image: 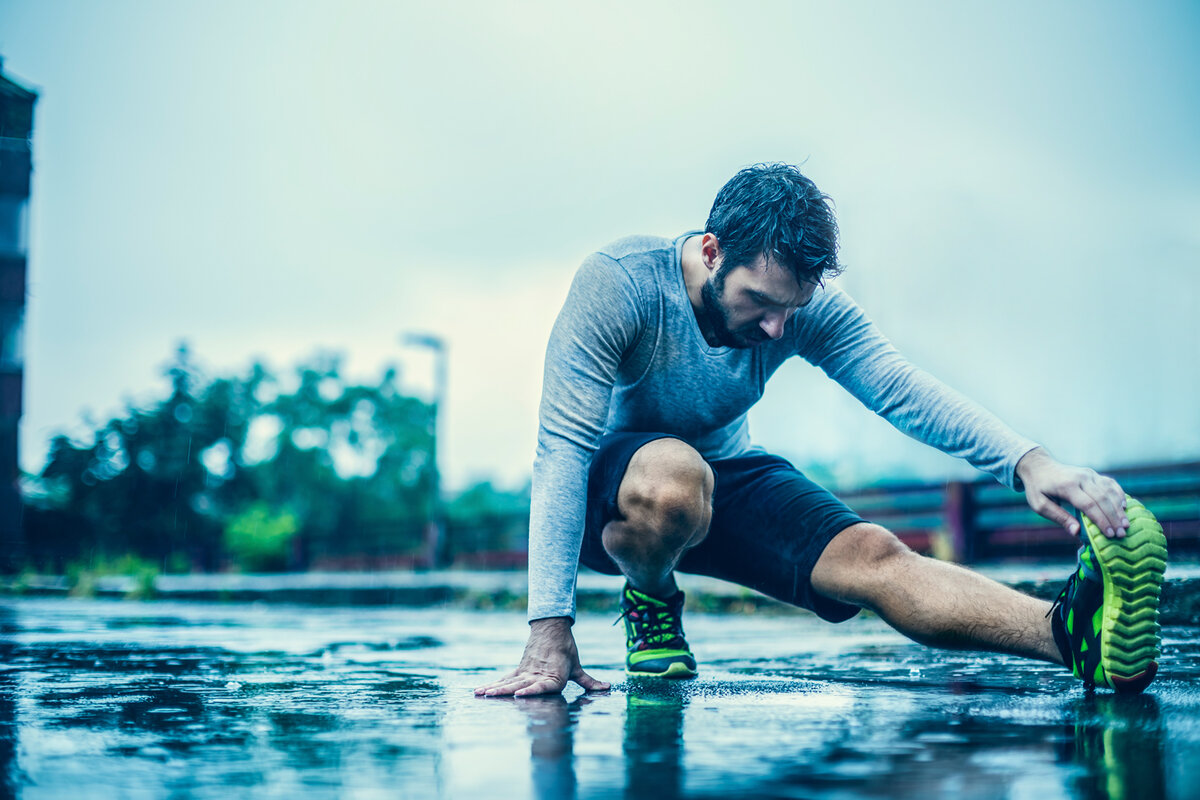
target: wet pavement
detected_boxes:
[2,598,1199,799]
[18,564,1200,625]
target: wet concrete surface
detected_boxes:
[16,564,1200,624]
[1,598,1199,799]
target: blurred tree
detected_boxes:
[442,480,532,566]
[26,343,438,572]
[37,344,225,568]
[446,480,531,522]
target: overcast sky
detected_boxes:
[2,0,1197,490]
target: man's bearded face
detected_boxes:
[700,266,773,349]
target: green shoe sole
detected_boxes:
[1084,496,1167,693]
[626,661,698,679]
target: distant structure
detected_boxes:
[0,58,36,571]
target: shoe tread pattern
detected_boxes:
[1085,497,1167,687]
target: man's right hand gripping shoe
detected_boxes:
[1050,495,1168,693]
[616,583,698,678]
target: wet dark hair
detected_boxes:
[704,163,843,285]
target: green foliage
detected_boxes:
[5,566,39,595]
[165,552,190,575]
[67,570,97,599]
[126,563,160,601]
[64,553,160,600]
[27,342,439,572]
[224,503,299,572]
[445,480,531,521]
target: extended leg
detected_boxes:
[811,523,1063,664]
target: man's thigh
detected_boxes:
[677,451,865,622]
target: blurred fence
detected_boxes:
[445,515,531,569]
[309,515,533,571]
[436,461,1200,568]
[841,461,1200,562]
[305,518,432,572]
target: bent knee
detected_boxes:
[618,439,714,536]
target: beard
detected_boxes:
[700,272,770,349]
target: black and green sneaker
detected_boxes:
[616,583,698,678]
[1050,495,1167,693]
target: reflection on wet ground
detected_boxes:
[2,599,1199,798]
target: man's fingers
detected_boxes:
[1097,475,1131,531]
[1070,478,1128,539]
[473,668,521,695]
[474,683,516,696]
[1028,490,1078,535]
[571,667,611,693]
[513,677,567,697]
[477,672,567,697]
[478,680,529,697]
[1075,494,1123,539]
[479,670,607,697]
[491,675,548,696]
[475,675,533,696]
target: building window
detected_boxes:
[0,196,27,257]
[0,307,22,369]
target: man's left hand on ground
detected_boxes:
[1016,447,1130,539]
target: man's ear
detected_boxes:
[700,233,722,275]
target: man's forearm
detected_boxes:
[526,442,592,621]
[802,290,1041,489]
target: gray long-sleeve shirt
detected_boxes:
[527,232,1040,621]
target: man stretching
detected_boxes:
[475,164,1167,697]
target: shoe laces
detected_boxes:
[615,592,684,648]
[1046,582,1070,619]
[1047,535,1094,621]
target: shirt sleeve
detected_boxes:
[527,253,645,621]
[794,287,1041,490]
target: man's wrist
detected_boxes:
[1015,446,1048,488]
[529,616,573,632]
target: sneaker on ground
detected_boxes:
[1050,495,1167,693]
[616,583,697,678]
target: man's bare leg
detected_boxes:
[600,438,715,599]
[600,438,713,677]
[811,522,1063,664]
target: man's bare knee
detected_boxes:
[846,523,912,568]
[615,439,714,546]
[812,523,914,606]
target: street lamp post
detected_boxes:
[399,333,447,568]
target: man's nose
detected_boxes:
[759,312,787,340]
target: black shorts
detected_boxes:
[580,431,865,623]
